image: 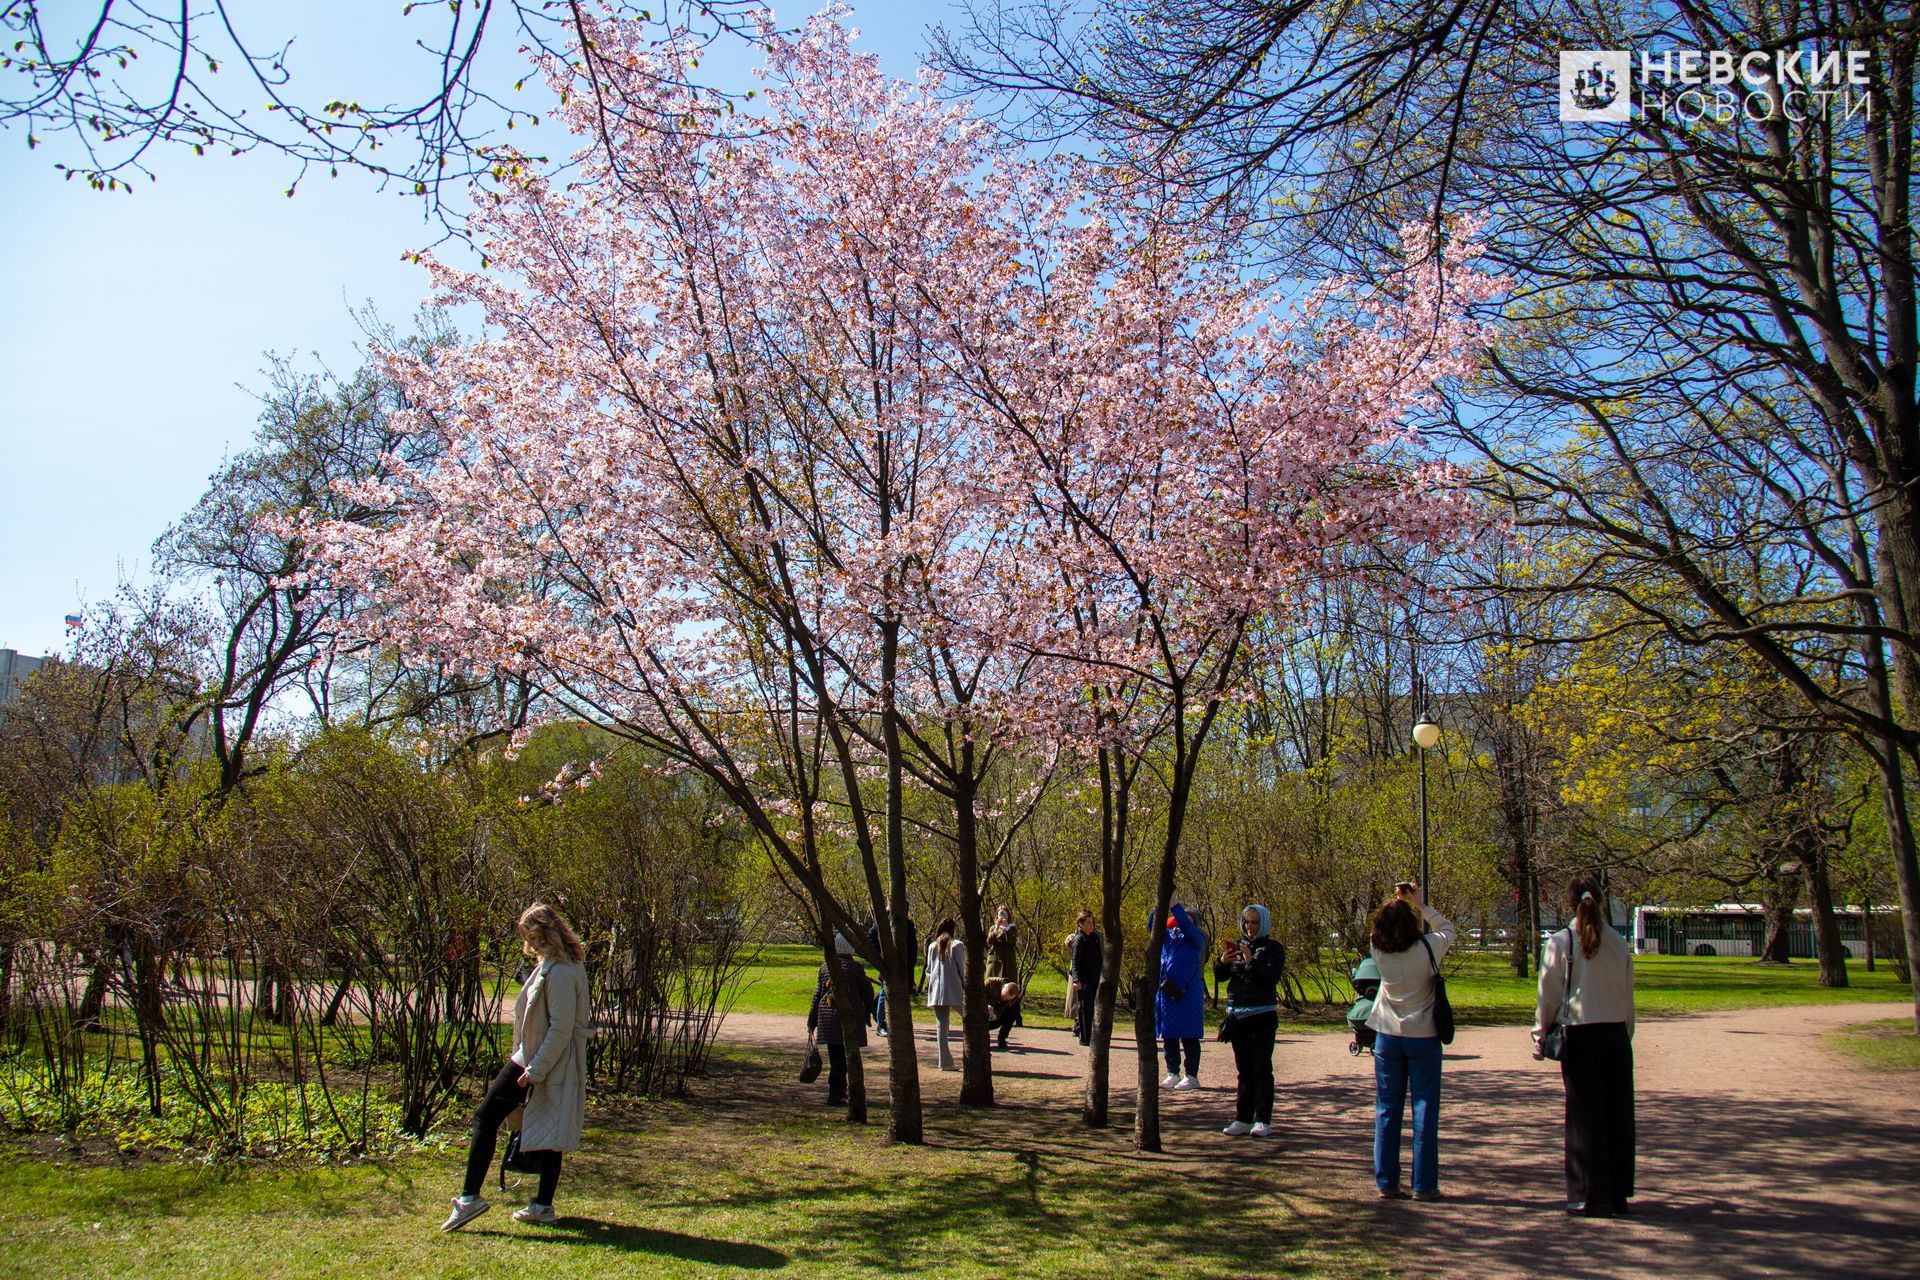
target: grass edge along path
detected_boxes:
[1824,1017,1920,1073]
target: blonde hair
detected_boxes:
[518,902,586,964]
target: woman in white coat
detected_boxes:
[924,916,967,1071]
[1532,876,1636,1217]
[442,903,592,1232]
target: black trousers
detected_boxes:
[1562,1022,1634,1208]
[990,997,1023,1047]
[826,1042,848,1102]
[1071,988,1093,1045]
[463,1060,564,1204]
[1229,1011,1279,1124]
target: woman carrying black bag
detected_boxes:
[1532,876,1636,1218]
[1365,882,1456,1202]
[1213,903,1284,1137]
[806,933,876,1106]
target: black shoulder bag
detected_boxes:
[1539,930,1575,1062]
[1418,937,1455,1045]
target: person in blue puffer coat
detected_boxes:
[1155,901,1208,1089]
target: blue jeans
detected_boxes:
[1374,1032,1442,1194]
[875,987,887,1033]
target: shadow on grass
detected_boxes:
[506,1217,791,1268]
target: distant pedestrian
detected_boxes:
[867,916,918,1038]
[805,933,876,1106]
[1215,903,1284,1136]
[1366,883,1456,1202]
[985,906,1022,1048]
[924,917,967,1071]
[1066,910,1103,1046]
[441,903,590,1232]
[1533,877,1636,1218]
[1156,901,1207,1089]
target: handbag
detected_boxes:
[798,1031,823,1083]
[1215,1010,1240,1043]
[497,1105,544,1191]
[1539,930,1575,1061]
[1158,976,1185,1002]
[1418,937,1455,1045]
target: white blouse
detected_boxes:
[1366,906,1457,1039]
[1533,926,1636,1037]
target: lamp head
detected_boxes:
[1412,719,1441,750]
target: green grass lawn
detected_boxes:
[731,944,1913,1033]
[0,1045,1393,1280]
[1823,1018,1920,1073]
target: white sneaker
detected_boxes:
[1161,1072,1180,1088]
[1222,1120,1253,1136]
[512,1202,558,1225]
[1174,1074,1199,1090]
[1250,1121,1272,1137]
[441,1195,490,1232]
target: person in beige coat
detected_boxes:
[442,903,592,1232]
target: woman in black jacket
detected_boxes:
[806,933,876,1106]
[1213,903,1285,1137]
[1067,910,1104,1046]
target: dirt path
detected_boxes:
[715,1003,1919,1278]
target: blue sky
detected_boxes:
[0,2,950,656]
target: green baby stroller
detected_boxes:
[1347,956,1382,1056]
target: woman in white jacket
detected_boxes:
[1532,877,1636,1217]
[1365,883,1456,1202]
[443,903,592,1232]
[923,916,967,1071]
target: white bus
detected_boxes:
[1630,903,1883,959]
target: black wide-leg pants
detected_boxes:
[1562,1021,1634,1208]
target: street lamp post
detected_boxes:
[1412,717,1441,898]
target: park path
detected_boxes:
[714,1002,1919,1278]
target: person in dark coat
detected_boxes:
[1155,902,1207,1088]
[1066,910,1104,1046]
[985,906,1022,1048]
[1214,903,1285,1136]
[806,933,876,1106]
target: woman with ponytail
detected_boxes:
[1532,877,1636,1218]
[924,917,966,1071]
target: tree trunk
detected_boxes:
[1508,855,1533,979]
[1134,786,1187,1153]
[821,945,868,1125]
[76,953,110,1029]
[1082,934,1120,1128]
[1871,742,1920,1030]
[1805,848,1850,988]
[882,971,920,1139]
[320,956,355,1027]
[877,610,923,1143]
[0,940,14,1030]
[130,935,166,1117]
[1131,969,1163,1153]
[953,777,995,1108]
[1083,741,1131,1128]
[1757,862,1801,964]
[958,885,994,1106]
